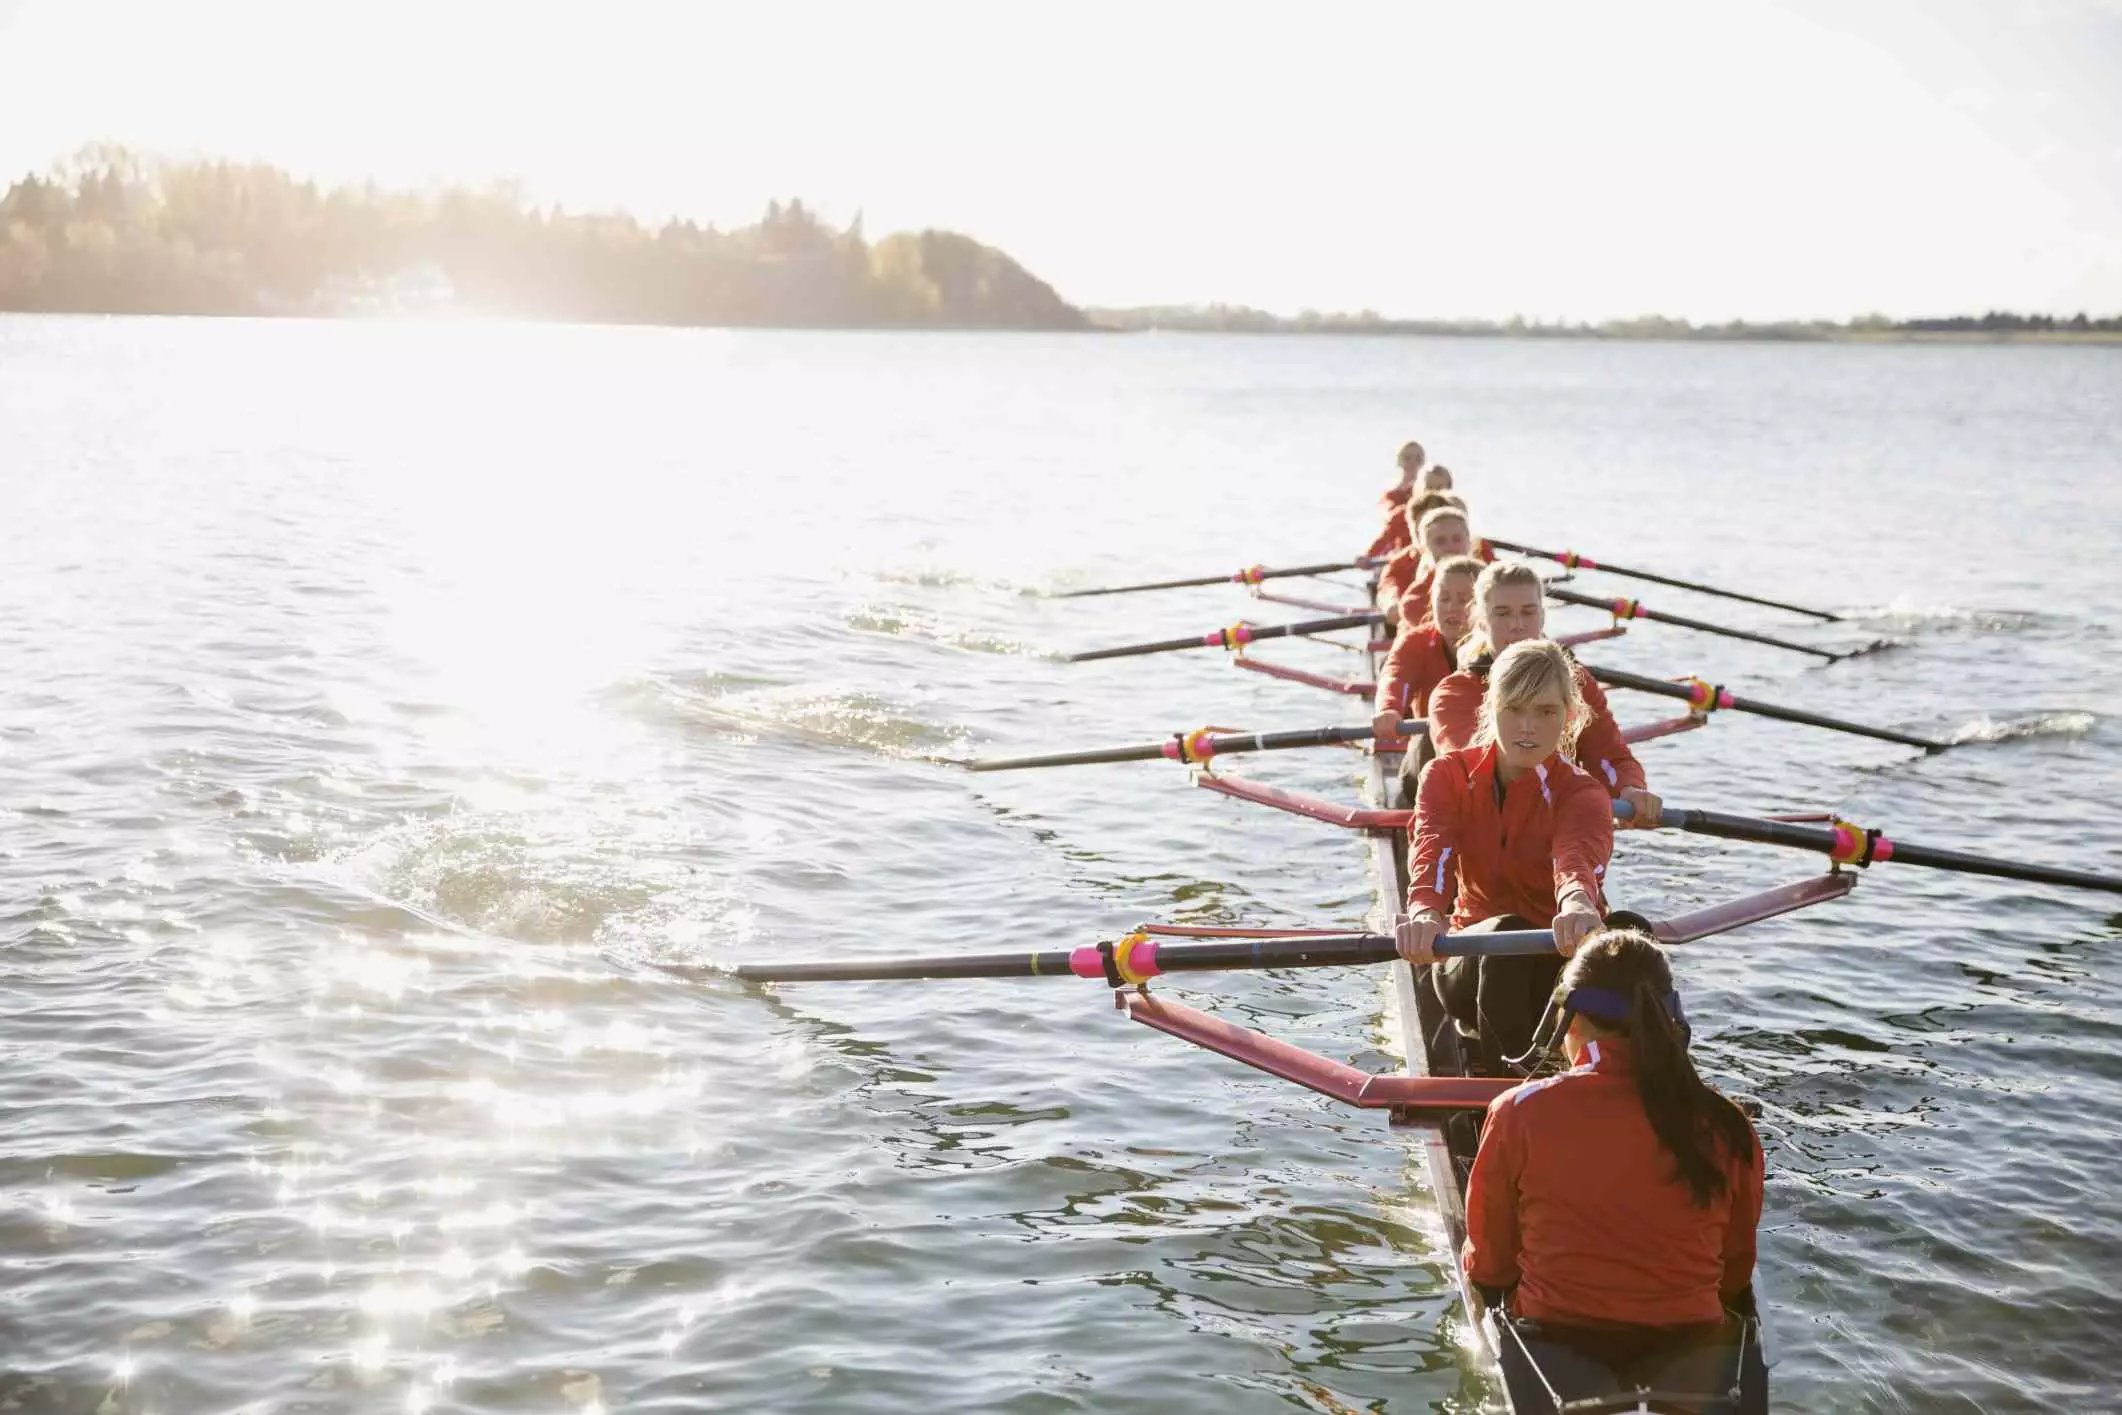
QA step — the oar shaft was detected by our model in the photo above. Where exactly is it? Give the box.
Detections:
[1056,559,1368,599]
[1067,612,1379,663]
[1486,537,1843,622]
[1658,807,2122,896]
[1584,664,1943,751]
[732,928,1556,984]
[1545,585,1838,660]
[965,723,1389,773]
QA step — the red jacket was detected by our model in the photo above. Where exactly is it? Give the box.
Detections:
[1377,544,1424,609]
[1365,490,1416,560]
[1405,744,1612,927]
[1464,1036,1763,1326]
[1374,622,1456,718]
[1427,658,1646,796]
[1358,509,1409,560]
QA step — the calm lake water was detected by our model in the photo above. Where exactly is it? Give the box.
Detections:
[2,316,2119,1414]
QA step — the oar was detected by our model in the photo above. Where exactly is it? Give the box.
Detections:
[1584,663,1946,751]
[1055,559,1373,599]
[964,722,1415,773]
[727,927,1555,984]
[1615,802,2122,896]
[1067,612,1378,663]
[1545,585,1845,661]
[1485,537,1842,622]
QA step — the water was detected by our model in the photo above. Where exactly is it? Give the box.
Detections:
[1,316,2118,1414]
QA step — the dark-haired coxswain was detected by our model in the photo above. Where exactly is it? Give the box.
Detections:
[1463,928,1768,1413]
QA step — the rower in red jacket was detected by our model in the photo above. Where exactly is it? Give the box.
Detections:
[1372,553,1482,738]
[1375,440,1428,516]
[1375,500,1474,619]
[1394,639,1614,1074]
[1465,929,1764,1401]
[1427,560,1660,828]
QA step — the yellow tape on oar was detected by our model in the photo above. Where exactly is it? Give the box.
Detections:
[1162,727,1220,764]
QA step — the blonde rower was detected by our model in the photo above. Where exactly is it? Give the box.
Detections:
[1428,560,1660,827]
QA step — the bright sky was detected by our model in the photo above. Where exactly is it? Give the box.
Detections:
[1,0,2118,321]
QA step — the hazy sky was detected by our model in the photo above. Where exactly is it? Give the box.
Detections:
[2,0,2118,320]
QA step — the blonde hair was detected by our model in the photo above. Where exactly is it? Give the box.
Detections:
[1416,505,1469,542]
[1458,559,1546,658]
[1475,638,1586,758]
[1401,489,1463,531]
[1397,440,1427,470]
[1421,464,1454,490]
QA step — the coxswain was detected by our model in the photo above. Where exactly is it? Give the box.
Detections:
[1394,638,1613,1074]
[1372,552,1482,740]
[1463,928,1764,1405]
[1426,560,1660,827]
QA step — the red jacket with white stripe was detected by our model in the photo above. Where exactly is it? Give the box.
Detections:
[1426,656,1646,796]
[1405,744,1612,928]
[1463,1036,1764,1327]
[1374,622,1456,719]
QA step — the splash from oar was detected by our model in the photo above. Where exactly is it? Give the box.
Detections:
[1066,611,1378,663]
[1583,663,1946,751]
[1054,559,1374,599]
[1485,537,1841,622]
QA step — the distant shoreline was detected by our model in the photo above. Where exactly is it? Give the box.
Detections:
[7,309,2121,347]
[1086,309,2122,345]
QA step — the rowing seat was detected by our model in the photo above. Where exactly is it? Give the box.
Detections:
[1489,1307,1766,1415]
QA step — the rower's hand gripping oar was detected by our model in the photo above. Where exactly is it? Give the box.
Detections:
[960,721,1421,773]
[1066,611,1379,663]
[1544,585,1871,662]
[1053,559,1377,599]
[1584,662,1947,752]
[724,927,1555,985]
[1614,801,2122,895]
[1485,537,1842,622]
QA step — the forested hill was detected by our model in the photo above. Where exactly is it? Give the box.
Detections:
[0,151,1088,331]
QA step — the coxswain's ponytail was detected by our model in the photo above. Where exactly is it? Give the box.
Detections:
[1558,929,1755,1207]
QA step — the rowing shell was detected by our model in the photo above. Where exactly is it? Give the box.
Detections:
[1362,641,1771,1414]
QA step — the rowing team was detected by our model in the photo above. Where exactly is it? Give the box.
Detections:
[1366,440,1761,1368]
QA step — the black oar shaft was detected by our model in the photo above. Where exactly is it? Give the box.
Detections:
[1662,808,2122,895]
[1057,559,1368,599]
[1486,537,1842,622]
[1067,612,1379,663]
[1584,664,1944,751]
[1545,585,1838,661]
[731,929,1557,984]
[966,723,1389,773]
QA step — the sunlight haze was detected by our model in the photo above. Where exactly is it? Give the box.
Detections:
[1,0,2117,320]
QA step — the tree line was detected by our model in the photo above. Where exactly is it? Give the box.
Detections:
[0,148,1088,330]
